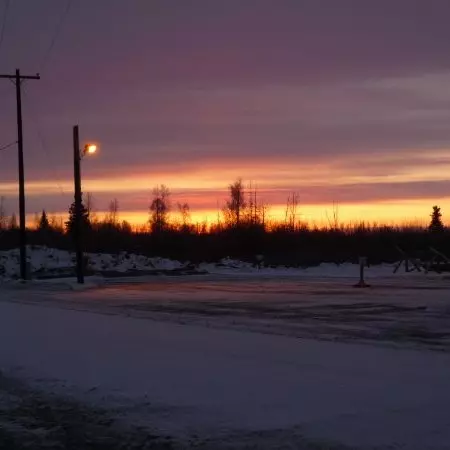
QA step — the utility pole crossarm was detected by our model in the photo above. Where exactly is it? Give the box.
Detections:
[0,73,40,80]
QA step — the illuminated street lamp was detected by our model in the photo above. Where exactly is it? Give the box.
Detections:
[73,125,97,284]
[84,143,97,156]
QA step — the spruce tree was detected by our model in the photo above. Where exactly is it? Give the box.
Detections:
[429,205,444,233]
[38,210,50,231]
[66,197,91,236]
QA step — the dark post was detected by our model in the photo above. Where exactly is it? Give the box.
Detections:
[15,69,27,280]
[0,69,40,280]
[354,256,370,288]
[73,125,84,284]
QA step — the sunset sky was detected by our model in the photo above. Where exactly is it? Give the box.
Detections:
[1,0,450,226]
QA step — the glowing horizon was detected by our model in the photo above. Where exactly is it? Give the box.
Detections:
[2,2,450,230]
[22,196,448,230]
[2,146,450,229]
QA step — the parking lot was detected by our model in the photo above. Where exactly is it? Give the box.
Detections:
[4,272,450,352]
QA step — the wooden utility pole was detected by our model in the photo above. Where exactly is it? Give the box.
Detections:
[0,69,40,280]
[72,125,84,284]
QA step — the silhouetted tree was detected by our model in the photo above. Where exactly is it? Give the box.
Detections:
[244,182,266,228]
[149,185,170,233]
[284,192,300,232]
[66,196,91,236]
[38,210,50,231]
[0,197,6,230]
[120,220,132,234]
[105,198,119,226]
[86,192,98,225]
[199,220,208,234]
[49,215,64,233]
[8,213,18,230]
[326,201,340,231]
[429,205,444,233]
[223,178,246,228]
[177,202,191,232]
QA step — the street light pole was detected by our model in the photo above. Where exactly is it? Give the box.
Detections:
[73,125,84,284]
[72,126,98,284]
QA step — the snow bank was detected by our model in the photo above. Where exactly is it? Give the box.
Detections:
[86,251,182,272]
[0,246,183,280]
[0,247,73,279]
[199,257,420,279]
[0,246,424,281]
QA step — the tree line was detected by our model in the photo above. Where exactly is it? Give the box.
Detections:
[0,180,447,265]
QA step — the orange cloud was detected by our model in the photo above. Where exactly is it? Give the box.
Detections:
[7,148,450,227]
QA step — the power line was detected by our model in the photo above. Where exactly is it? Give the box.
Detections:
[0,139,16,152]
[22,87,66,196]
[40,0,72,73]
[0,0,10,57]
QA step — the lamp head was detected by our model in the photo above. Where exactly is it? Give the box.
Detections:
[83,144,97,157]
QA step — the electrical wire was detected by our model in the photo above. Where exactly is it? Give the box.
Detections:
[29,0,73,195]
[22,87,67,197]
[21,89,69,240]
[0,0,10,58]
[40,0,73,73]
[0,139,16,152]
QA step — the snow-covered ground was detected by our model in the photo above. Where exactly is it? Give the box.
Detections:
[1,297,450,449]
[200,258,422,279]
[1,247,449,447]
[0,246,184,280]
[0,245,427,281]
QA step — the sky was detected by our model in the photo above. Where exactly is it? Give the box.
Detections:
[1,0,450,226]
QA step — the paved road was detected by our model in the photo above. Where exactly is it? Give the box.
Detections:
[3,274,450,350]
[1,296,450,449]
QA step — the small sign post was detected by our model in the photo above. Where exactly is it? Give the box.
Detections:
[354,257,370,288]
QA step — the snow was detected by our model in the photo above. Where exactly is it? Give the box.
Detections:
[200,258,402,278]
[0,246,72,278]
[1,247,447,445]
[87,251,182,272]
[0,246,184,280]
[1,286,450,448]
[0,245,428,282]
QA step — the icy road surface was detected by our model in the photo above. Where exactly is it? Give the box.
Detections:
[1,275,450,448]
